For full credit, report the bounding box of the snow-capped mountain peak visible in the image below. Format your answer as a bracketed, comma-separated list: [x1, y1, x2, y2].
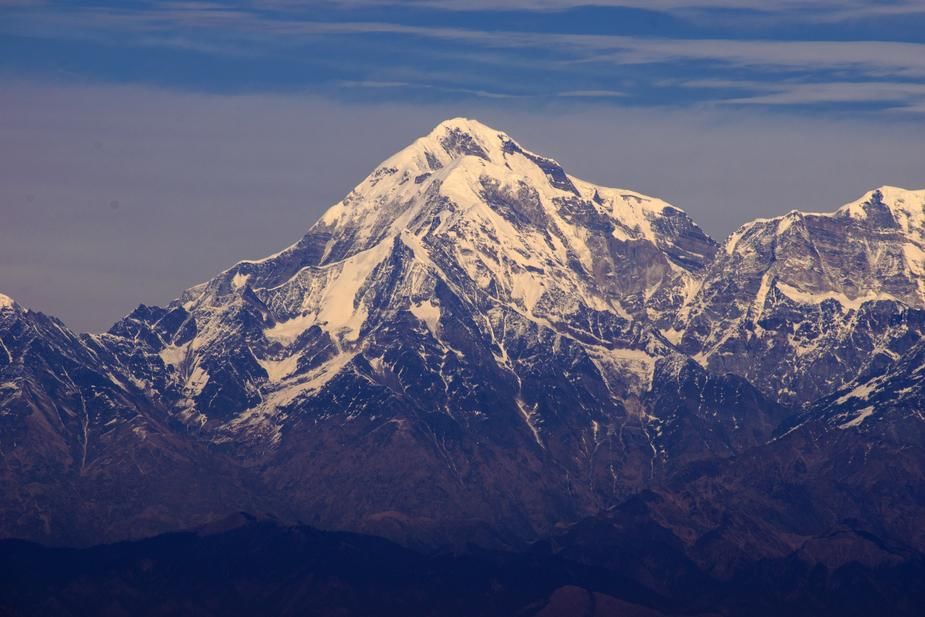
[719, 185, 925, 307]
[107, 119, 722, 447]
[0, 293, 15, 310]
[390, 116, 513, 167]
[680, 185, 925, 405]
[197, 118, 717, 342]
[313, 117, 695, 260]
[837, 185, 925, 239]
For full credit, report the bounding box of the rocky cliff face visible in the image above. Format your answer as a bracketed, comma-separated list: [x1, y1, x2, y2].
[0, 120, 922, 558]
[675, 186, 925, 405]
[95, 118, 771, 543]
[0, 295, 277, 544]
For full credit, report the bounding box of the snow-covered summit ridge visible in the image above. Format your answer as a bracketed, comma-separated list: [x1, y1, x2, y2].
[726, 186, 925, 253]
[199, 117, 717, 330]
[676, 184, 925, 405]
[378, 116, 562, 174]
[718, 185, 925, 305]
[837, 186, 925, 237]
[139, 118, 718, 418]
[0, 293, 15, 309]
[310, 116, 700, 258]
[229, 116, 701, 280]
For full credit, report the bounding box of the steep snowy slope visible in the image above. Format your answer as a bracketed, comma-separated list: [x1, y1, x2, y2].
[111, 118, 721, 441]
[676, 187, 925, 405]
[101, 118, 784, 542]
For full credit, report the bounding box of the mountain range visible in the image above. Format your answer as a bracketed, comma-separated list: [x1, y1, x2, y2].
[1, 118, 923, 615]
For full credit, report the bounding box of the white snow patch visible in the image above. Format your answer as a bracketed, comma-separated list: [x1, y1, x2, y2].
[753, 272, 774, 319]
[231, 272, 250, 290]
[265, 313, 315, 345]
[661, 328, 684, 346]
[187, 365, 210, 396]
[410, 300, 441, 336]
[158, 343, 209, 395]
[839, 186, 925, 234]
[258, 353, 302, 382]
[839, 406, 876, 429]
[724, 219, 765, 255]
[516, 399, 544, 447]
[776, 281, 896, 310]
[776, 211, 802, 234]
[904, 242, 925, 274]
[315, 240, 392, 344]
[589, 347, 656, 394]
[238, 241, 298, 265]
[510, 270, 546, 314]
[591, 419, 602, 442]
[903, 243, 925, 300]
[159, 344, 188, 368]
[263, 352, 356, 409]
[835, 380, 878, 405]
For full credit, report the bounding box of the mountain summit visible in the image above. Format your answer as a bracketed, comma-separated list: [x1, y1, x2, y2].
[677, 184, 925, 404]
[214, 116, 716, 328]
[96, 118, 758, 542]
[0, 121, 922, 571]
[110, 117, 721, 438]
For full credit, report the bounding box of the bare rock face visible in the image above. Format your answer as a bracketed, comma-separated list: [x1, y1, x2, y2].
[0, 297, 276, 545]
[675, 186, 925, 405]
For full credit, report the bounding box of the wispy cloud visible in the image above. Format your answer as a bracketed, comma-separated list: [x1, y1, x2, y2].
[559, 36, 925, 78]
[683, 78, 925, 111]
[295, 0, 925, 20]
[8, 6, 925, 73]
[723, 81, 925, 108]
[557, 90, 625, 97]
[3, 0, 924, 115]
[7, 4, 925, 74]
[338, 80, 414, 88]
[337, 79, 522, 98]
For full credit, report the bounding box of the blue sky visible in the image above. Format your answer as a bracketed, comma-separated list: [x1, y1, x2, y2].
[3, 0, 925, 112]
[2, 1, 925, 331]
